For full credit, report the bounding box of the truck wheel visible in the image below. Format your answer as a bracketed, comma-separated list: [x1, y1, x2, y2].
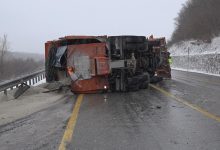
[129, 84, 139, 91]
[124, 36, 146, 43]
[138, 73, 149, 83]
[150, 76, 163, 83]
[139, 81, 149, 89]
[125, 43, 146, 51]
[128, 77, 140, 85]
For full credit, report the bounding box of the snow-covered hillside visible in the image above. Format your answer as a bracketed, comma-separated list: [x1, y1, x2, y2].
[169, 36, 220, 56]
[169, 36, 220, 76]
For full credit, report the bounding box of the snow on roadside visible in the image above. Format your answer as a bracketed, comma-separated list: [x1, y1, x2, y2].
[169, 36, 220, 56]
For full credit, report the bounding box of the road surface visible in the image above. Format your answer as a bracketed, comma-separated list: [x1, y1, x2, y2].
[0, 69, 220, 150]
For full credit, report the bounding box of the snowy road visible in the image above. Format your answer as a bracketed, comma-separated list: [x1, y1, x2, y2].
[0, 70, 220, 150]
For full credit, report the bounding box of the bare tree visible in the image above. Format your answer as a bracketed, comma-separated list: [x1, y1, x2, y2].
[0, 35, 44, 81]
[169, 0, 220, 45]
[0, 34, 9, 76]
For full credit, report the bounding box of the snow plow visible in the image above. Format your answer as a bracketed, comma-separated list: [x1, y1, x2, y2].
[45, 35, 171, 93]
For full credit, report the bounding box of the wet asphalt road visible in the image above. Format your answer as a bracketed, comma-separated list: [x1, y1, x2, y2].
[1, 70, 220, 150]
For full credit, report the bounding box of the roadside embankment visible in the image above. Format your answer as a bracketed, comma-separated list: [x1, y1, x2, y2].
[169, 36, 220, 76]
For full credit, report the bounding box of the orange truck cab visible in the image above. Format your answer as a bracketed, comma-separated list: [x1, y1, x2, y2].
[45, 36, 110, 93]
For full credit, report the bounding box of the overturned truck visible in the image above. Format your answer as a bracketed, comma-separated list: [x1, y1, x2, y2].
[45, 35, 171, 93]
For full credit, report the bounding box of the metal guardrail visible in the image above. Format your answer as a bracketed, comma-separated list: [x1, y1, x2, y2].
[0, 69, 45, 95]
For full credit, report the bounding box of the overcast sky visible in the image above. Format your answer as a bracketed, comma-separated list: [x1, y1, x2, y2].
[0, 0, 186, 54]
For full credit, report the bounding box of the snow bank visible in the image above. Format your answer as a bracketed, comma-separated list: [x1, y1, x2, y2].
[169, 36, 220, 76]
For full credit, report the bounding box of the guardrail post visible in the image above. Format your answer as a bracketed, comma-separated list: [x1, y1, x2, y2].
[33, 78, 35, 85]
[187, 47, 189, 72]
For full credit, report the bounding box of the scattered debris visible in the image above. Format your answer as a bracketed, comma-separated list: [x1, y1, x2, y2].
[14, 83, 30, 99]
[156, 106, 161, 109]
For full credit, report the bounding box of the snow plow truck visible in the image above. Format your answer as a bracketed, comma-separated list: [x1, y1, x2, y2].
[45, 35, 171, 93]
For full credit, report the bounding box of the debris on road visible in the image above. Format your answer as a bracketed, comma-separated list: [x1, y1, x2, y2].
[13, 83, 30, 99]
[156, 106, 161, 109]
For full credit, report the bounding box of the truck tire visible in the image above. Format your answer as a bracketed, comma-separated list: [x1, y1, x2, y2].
[124, 36, 146, 50]
[128, 73, 149, 86]
[123, 36, 146, 43]
[139, 81, 149, 89]
[127, 77, 140, 85]
[150, 76, 163, 83]
[138, 74, 149, 82]
[128, 84, 139, 91]
[124, 43, 146, 51]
